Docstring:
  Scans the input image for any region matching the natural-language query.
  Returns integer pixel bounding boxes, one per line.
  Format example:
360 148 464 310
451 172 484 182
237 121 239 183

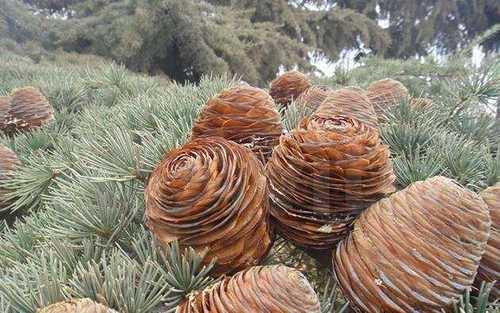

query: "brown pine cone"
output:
266 116 395 250
1 87 55 134
145 137 273 276
191 85 282 163
474 184 500 298
294 85 332 110
410 97 433 109
269 71 312 107
0 145 20 210
366 78 408 119
177 265 321 313
334 176 491 313
315 87 378 129
0 96 11 131
37 299 118 313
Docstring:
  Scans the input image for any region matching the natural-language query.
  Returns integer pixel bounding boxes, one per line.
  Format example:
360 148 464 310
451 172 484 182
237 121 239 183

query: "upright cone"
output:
315 87 378 129
177 265 321 313
37 299 118 313
0 145 20 210
0 96 11 131
266 115 395 250
366 78 408 119
475 185 499 298
334 176 491 313
294 85 332 110
191 85 282 163
269 71 311 107
1 87 54 134
145 137 273 276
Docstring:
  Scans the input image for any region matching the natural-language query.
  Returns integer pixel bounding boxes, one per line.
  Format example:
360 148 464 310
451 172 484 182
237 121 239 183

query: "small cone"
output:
37 298 118 313
315 86 378 128
294 85 332 110
475 184 500 298
177 265 321 313
0 96 11 131
366 78 408 119
334 176 491 313
266 115 395 250
145 137 273 276
0 145 20 210
191 85 282 163
2 87 54 133
269 71 311 107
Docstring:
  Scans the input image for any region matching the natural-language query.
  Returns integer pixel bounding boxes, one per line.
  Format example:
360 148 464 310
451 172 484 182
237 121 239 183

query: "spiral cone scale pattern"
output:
1 87 55 133
0 145 20 210
315 86 378 128
334 176 491 313
145 137 272 276
366 78 408 119
475 184 500 298
37 299 118 313
269 71 311 107
177 265 321 313
294 85 332 110
191 85 282 163
266 115 395 250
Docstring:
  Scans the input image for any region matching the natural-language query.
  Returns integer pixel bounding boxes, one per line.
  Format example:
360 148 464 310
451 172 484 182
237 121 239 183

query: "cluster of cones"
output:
141 70 499 312
31 72 498 312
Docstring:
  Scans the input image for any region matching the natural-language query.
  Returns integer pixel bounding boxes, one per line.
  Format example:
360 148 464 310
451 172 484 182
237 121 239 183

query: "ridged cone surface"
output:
315 87 378 129
3 87 54 133
177 265 321 313
37 299 118 313
0 96 11 130
191 85 282 163
475 184 500 298
145 137 273 276
366 78 409 119
0 145 20 210
294 85 332 110
334 176 491 313
269 71 312 107
266 115 395 250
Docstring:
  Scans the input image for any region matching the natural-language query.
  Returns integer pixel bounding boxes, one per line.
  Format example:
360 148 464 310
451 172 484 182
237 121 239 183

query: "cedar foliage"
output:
0 34 499 312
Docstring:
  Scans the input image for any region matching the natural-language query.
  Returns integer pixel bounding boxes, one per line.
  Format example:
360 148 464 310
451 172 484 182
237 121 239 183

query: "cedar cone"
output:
1 87 55 134
294 85 332 110
37 299 118 313
191 85 282 163
474 185 500 298
314 87 378 129
0 145 20 210
410 97 433 109
366 78 409 119
334 176 491 313
266 115 395 250
177 265 321 313
0 96 11 131
269 71 312 107
145 137 273 276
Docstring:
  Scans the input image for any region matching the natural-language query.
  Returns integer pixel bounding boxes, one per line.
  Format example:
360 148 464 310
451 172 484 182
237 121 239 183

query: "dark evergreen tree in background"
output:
1 0 498 84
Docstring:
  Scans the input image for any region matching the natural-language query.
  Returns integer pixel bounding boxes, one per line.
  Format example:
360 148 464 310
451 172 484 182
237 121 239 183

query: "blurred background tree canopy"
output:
1 0 499 85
